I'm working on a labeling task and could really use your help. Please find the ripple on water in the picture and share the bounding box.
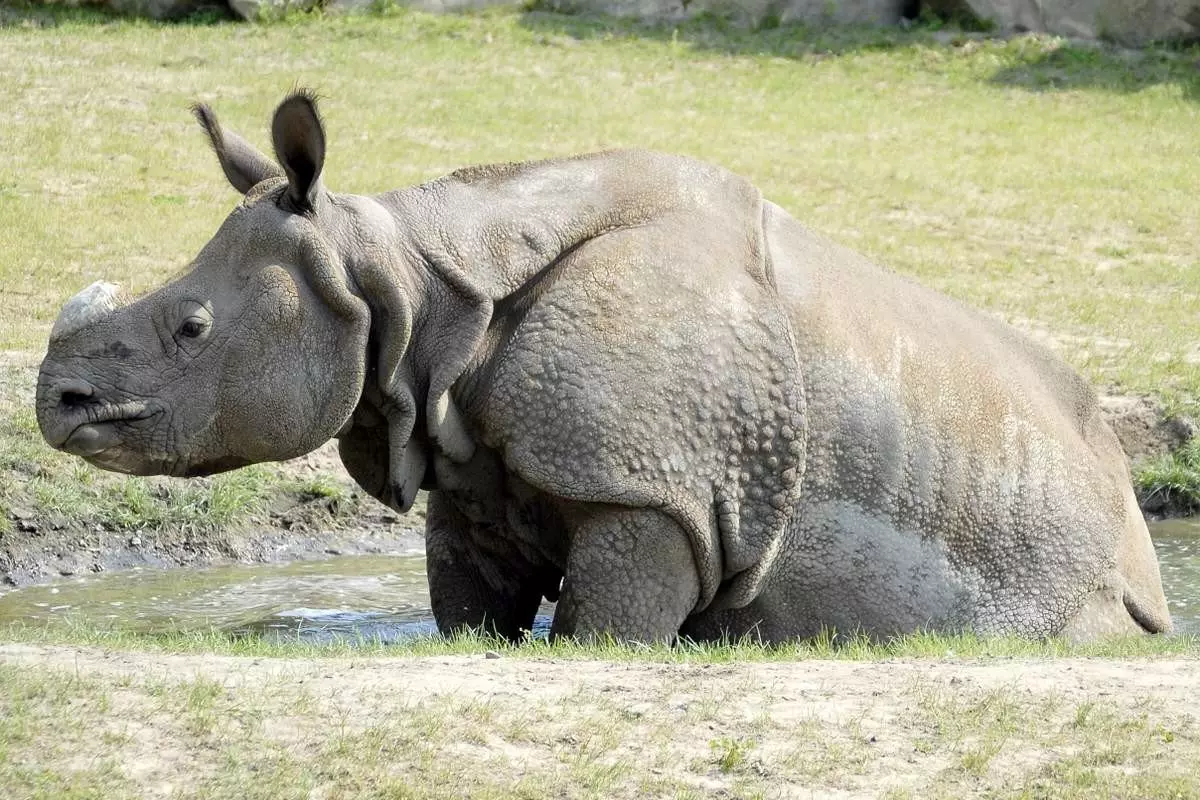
[1150,518,1200,635]
[0,554,556,644]
[0,556,440,643]
[0,519,1196,643]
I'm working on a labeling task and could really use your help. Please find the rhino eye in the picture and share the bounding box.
[177,318,208,339]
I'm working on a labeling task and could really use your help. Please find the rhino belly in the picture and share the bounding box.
[779,499,982,637]
[684,499,982,641]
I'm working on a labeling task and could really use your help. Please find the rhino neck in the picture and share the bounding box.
[337,152,762,500]
[331,191,486,510]
[369,150,761,411]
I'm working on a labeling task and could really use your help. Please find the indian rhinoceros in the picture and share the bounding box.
[35,91,1171,643]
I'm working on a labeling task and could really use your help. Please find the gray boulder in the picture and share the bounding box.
[962,0,1200,44]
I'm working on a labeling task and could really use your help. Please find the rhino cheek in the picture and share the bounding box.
[211,339,340,462]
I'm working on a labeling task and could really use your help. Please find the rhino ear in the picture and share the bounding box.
[271,89,326,214]
[192,103,284,195]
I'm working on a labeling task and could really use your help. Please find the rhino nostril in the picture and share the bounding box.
[61,391,92,407]
[53,379,97,409]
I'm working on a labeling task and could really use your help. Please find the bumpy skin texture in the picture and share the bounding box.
[36,93,1171,643]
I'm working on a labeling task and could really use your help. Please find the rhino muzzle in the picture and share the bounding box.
[38,280,159,471]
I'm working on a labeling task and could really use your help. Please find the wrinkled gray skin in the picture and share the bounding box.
[37,92,1171,643]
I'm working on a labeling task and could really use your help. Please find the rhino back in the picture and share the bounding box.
[763,202,1127,635]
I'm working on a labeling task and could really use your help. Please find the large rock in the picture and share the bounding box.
[962,0,1200,44]
[509,0,907,25]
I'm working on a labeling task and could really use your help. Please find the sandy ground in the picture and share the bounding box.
[2,644,1198,798]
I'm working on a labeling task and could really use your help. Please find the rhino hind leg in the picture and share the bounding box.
[551,505,700,643]
[1060,491,1172,642]
[1060,583,1158,643]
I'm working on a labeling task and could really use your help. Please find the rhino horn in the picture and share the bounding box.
[50,281,125,342]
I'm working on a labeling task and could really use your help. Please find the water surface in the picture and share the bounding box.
[0,555,446,644]
[1150,518,1200,635]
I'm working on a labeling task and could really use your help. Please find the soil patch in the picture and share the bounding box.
[1100,395,1197,464]
[1,643,1197,798]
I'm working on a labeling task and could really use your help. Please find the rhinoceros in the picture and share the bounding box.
[36,91,1171,643]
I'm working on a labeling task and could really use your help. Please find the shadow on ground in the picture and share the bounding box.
[988,42,1200,100]
[518,8,948,59]
[4,1,1199,100]
[517,8,1200,99]
[0,0,233,27]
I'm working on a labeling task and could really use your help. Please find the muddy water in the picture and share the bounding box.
[1,521,1197,641]
[0,556,455,644]
[1150,518,1200,635]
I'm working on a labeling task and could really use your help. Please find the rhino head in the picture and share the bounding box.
[36,92,379,479]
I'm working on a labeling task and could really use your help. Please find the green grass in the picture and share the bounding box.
[2,14,1198,796]
[1136,437,1200,513]
[0,666,137,799]
[1,635,1198,799]
[0,377,300,536]
[1,621,1196,661]
[0,7,1197,404]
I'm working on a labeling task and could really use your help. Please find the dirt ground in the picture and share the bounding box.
[1,643,1198,798]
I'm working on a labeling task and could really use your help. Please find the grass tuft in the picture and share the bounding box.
[0,621,1196,661]
[709,735,757,773]
[1135,437,1200,513]
[23,463,273,535]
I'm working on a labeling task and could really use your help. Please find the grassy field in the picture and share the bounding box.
[2,5,1199,403]
[5,619,1200,660]
[2,636,1199,799]
[2,5,1199,531]
[2,10,1200,797]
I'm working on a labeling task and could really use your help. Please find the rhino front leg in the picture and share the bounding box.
[425,492,547,641]
[552,505,700,643]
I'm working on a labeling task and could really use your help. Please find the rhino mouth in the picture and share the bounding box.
[57,402,158,460]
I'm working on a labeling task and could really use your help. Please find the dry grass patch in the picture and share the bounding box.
[2,645,1198,798]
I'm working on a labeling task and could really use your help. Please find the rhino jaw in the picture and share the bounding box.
[50,281,124,341]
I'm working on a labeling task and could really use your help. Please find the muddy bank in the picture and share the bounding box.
[1,440,428,588]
